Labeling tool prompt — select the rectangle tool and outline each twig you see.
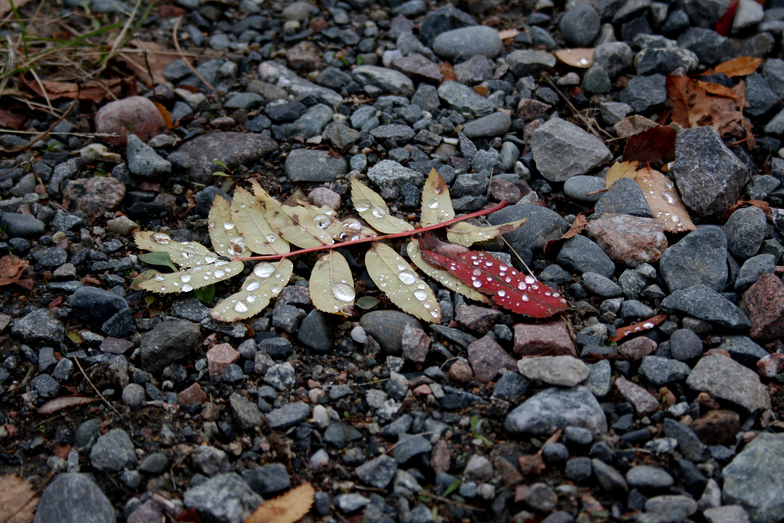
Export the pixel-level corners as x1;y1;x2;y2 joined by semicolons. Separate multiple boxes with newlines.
108;0;142;56
172;16;217;93
0;35;15;96
416;490;484;511
542;75;612;139
236;200;511;262
5;81;81;154
73;355;129;427
29;67;53;113
5;364;35;394
0;129;119;138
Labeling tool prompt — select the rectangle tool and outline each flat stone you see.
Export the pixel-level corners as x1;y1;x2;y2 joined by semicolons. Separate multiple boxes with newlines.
556;235;615;278
33;473;115;523
618;336;658;360
140;319;200;374
467;336;517;383
487;204;569;253
391;53;444;83
517;355;589;387
506;50;556;77
686;354;771;412
662;285;750;330
645;495;698;523
183;473;263;523
168;133;277;184
704;506;751;523
284;148;348;182
659;226;728;292
437;81;495;117
616;377;660;416
267;402;310;429
352;65;414;95
258;61;341;107
513;320;577;356
367;160;425;191
723;433;784;523
61;177;126;219
626;465;674;489
744;273;784;341
12;309;64;345
126;134;171;179
90;429;137;471
531;118;612;182
355;455;398;489
504;386;607;436
639;355;691;385
462;112;511;139
432;26;502;61
595;177;652;218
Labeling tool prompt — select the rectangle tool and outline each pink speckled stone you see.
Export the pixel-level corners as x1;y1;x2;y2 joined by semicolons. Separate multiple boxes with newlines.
206;343;240;377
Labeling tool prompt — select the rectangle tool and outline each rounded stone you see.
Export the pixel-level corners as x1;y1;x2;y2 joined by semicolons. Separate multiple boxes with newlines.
432;26;503;62
95;96;169;146
559;3;601;47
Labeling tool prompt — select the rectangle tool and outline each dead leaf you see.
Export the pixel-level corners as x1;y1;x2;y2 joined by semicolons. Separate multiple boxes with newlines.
0;0;31;17
159;4;187;18
37;396;98;415
22;78;134;104
440;62;457;82
722;199;775;222
634;168;696;233
0;474;38;523
613;115;660;139
0;108;27;130
244;482;314;523
703;56;763;77
544;213;588;253
605;160;640;189
0;255;29;288
518;454;546;475
155;102;174;129
554;48;594;68
473;85;489;96
609;314;667;342
121;39;179;87
498;29;520;40
623;125;677;164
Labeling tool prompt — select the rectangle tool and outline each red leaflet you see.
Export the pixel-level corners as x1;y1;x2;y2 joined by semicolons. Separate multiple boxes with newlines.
608;314;667;342
716;0;739;36
622;125;677;164
418;235;567;318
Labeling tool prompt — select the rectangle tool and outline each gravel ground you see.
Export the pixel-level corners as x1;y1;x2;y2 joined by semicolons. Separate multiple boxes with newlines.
2;1;784;523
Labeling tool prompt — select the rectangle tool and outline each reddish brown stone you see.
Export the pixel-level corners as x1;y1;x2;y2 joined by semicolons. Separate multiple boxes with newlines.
178;382;208;406
495;456;523;487
705;348;731;358
431;439;451;474
206;343;240;377
467;336;517;383
308;17;329;32
391;53;443;84
616;377;660;416
62;177;126;219
413;384;432;396
456;305;503;335
618;336;658;360
401;324;430;370
489;178;522;204
286;41;322;72
613;115;659;139
585;213;668;267
523;119;543;149
100;337;134;355
449;360;474;383
744;273;784;341
95;96;169;146
758;353;784;378
690;409;740;446
517;98;551;121
513;320;577;357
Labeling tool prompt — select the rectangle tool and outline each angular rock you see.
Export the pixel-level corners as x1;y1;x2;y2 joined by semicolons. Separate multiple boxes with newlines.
556;235;615;278
723;433;784;523
506;50;556;77
367;160;424;191
437;81;495;117
258;61;342;107
616;377;660;416
183;473;263;523
61;177;126;219
504;386;607;436
467;336;517;383
662;285;750;330
352;65;414;95
513;320;577;357
659;226;728;292
584;213;668;267
284;149;348;182
531;118;612;182
487;204;569;253
33;473;115;523
168;133;277;184
686;354;771;412
140;319;200;374
744;273;784;341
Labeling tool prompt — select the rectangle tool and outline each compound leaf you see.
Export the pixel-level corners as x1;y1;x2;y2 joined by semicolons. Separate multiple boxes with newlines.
420;169;455;227
446;217;528;247
135;260;244;294
310;250;355;316
365;242;441;323
254;183;333;248
209;195;252;258
635;168;696;233
407;241;488;304
134;230;214;268
232;186;290;255
351;178;414;234
210;259;293;322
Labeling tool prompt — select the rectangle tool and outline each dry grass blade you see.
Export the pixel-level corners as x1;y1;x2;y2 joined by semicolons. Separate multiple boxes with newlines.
244;482;314;523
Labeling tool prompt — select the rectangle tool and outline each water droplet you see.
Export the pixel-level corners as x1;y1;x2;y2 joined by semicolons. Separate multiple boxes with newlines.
354;199;372;212
642;322;654;329
525;275;535;284
215;260;228;267
215;270;225;278
181;274;191;283
522;295;529;301
153;274;165;282
182;251;194;259
505;277;512;283
553;293;560;298
234;302;248;313
544;291;551;296
518;282;527;291
254;263;276;278
160;286;166;291
498;290;506;297
413;289;427;301
246;281;260;292
182;283;193;292
485;260;493;267
472;269;481;276
313;214;332;229
578;57;589;65
672;215;679;222
371;206;386;219
271;286;282;293
472;280;482;288
431;310;439;318
265;234;278;243
333;283;355;302
224;222;236;230
209;221;216;228
427;199;439;209
499;265;508;271
423;302;431;309
343;218;361;231
664;193;674;204
204;254;217;264
152;232;171;244
398;271;416;285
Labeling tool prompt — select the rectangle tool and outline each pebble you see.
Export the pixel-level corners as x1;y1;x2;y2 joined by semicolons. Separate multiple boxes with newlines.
462;112;511;139
717;335;768;368
432;26;503;61
725;206;766;261
467;336;516;383
506;50;556;77
669;329;703;361
90;429;137;471
592;458;628;495
618;74;668;112
722;433;784;523
556;235;615;278
487;203;568;253
284;149;348;183
513;320;577;357
659;226;728;292
437;81;495;117
61;177;126;219
592;42;634;79
661;285;750;330
503;386;608;436
645;495;698;523
559;3;600;46
140;319;200;374
183;474;262;523
639;356;691;385
626;465;674;489
531;118;612;182
12;309;64;345
686;354;771;412
517;356;590;387
595;177;652;218
266;402;310;429
94;96;169;146
352;65;414;96
360;310;422;355
0;213;45;238
616;377;659;416
745;273;784;341
586;213;668;267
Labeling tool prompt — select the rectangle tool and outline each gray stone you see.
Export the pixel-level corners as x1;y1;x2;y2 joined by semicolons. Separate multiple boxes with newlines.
593;42;634;79
33;473;115;523
266;402;310;429
703;506;751;523
356;455;398;489
585;360;612;398
673;127;748;217
659;226;728;292
581;66;612;94
367;160;424;191
678;27;725;65
506;50;556;77
635;47;699;75
639;356;691;385
224;92;263;110
645;495;698;523
90;429;137;471
663;418;710;461
70;286;129;324
736;254;776;292
725;206;766;261
592;459;628;494
669;329;703;360
140;319;200;374
582;272;622;298
12;309;64;345
517;356;590;387
0;212;45;238
30;374;60;399
487;204;568;253
504;386;607;436
745;72;779;116
432;26;503;61
627;465;674;489
287;104;334;138
732;0;764;32
284;149;348;183
245;463;290;495
662;285;750;330
334;493;370;513
531;118;612;182
560;3;600;47
229;393;263;430
462;112;511;139
556;235;615;278
258;61;341;107
680;0;731;27
139;452;169;474
595;176;653;217
370;124;415;143
723;433;784;523
718;335;769;369
352;65;414;95
437;81;495;117
686;354;771;412
618;74;668;112
393;433;433;463
183;473;263;523
564;175;606;204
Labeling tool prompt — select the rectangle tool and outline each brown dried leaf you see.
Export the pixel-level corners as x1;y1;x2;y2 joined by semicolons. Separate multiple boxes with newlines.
474;85;489;96
0;108;27;130
37;396;98;415
440;62;457;82
155;102;174;129
543;213;588;253
0;474;38;523
605;160;640;189
622;125;677;164
123;40;179;87
22;78;132;104
722;199;775;222
518;454;546;475
634;168;696;233
554;48;594;68
703;56;764;77
0;255;29;287
244;482;314;523
498;29;520;40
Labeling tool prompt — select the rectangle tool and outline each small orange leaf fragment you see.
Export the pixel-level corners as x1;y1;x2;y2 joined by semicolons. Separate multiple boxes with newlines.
554;48;594;68
244;482;314;523
155;102;174;129
609;314;667;342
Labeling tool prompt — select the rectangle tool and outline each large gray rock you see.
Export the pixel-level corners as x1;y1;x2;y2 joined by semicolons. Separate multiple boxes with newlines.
12;309;64;345
662;285;750;330
432;26;503;61
687;354;770;412
487;204;569;253
33;473;116;523
504;386;607;436
90;429;137;471
140;319;200;373
506;50;556;77
531;118;612;182
284;149;348;182
183;473;263;523
723;433;784;523
659;226;729;292
367;160;425;190
437;81;495;117
680;0;732;27
352;65;414;95
672;127;748;217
